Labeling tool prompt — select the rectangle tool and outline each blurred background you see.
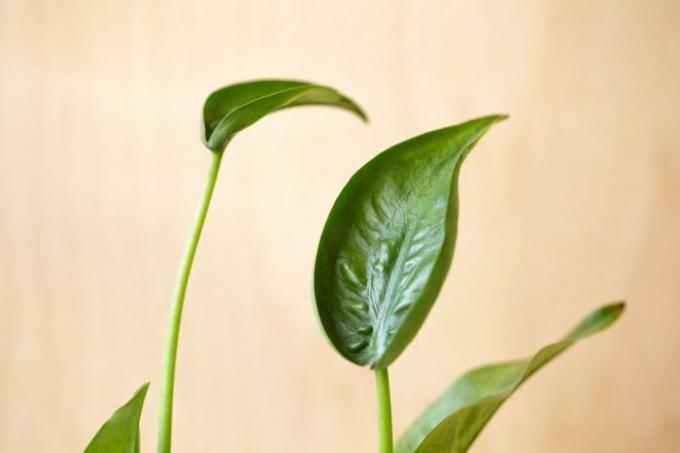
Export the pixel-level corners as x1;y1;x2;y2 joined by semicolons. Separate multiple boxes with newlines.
1;0;679;451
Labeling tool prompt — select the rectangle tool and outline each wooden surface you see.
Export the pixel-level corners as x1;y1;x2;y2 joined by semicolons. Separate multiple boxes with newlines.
1;0;679;451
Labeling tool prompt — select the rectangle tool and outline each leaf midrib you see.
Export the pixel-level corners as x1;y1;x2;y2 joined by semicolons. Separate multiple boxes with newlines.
207;84;318;139
372;224;417;361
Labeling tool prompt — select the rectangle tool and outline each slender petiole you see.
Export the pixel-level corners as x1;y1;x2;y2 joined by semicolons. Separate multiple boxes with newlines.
157;150;224;453
375;368;394;453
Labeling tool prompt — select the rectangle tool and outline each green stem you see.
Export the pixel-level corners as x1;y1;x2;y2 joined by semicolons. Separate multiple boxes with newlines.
375;368;394;453
157;151;224;453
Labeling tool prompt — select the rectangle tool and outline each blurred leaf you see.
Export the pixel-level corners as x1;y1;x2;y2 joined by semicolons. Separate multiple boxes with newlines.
84;383;149;453
396;302;625;453
314;116;507;368
201;79;367;152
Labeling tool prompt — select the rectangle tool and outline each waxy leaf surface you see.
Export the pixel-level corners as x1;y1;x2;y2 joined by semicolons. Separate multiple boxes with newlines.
314;116;506;368
396;302;625;453
201;79;367;152
85;383;149;453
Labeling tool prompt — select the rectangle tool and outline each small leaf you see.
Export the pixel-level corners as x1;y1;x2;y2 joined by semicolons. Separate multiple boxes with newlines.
85;383;150;453
396;302;625;453
314;116;507;368
201;79;367;152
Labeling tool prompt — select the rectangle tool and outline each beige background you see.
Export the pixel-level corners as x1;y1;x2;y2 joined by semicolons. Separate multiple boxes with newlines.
1;0;679;451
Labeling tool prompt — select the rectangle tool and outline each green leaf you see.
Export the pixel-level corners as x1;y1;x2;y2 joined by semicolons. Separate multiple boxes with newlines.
396;302;625;453
313;115;507;368
85;383;150;453
201;79;367;152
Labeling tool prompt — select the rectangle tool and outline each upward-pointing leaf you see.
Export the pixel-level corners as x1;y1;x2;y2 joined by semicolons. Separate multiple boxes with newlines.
314;116;507;369
84;383;149;453
396;303;625;453
201;79;367;152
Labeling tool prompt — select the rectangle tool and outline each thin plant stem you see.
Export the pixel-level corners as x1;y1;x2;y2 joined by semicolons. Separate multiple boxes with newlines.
375;368;394;453
157;151;224;453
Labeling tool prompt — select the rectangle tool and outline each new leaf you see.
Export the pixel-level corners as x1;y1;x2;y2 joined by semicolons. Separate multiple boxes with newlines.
85;383;150;453
201;80;367;152
314;116;507;369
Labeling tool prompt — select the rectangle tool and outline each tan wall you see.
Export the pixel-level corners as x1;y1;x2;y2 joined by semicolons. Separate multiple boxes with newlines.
1;0;679;451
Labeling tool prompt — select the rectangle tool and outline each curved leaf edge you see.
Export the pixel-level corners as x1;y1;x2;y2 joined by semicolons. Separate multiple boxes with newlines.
201;79;367;152
313;115;508;369
396;302;625;453
373;115;508;370
84;382;150;453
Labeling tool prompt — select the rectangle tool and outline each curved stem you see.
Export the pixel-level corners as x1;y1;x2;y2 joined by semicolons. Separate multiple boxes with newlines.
157;151;224;453
375;368;394;453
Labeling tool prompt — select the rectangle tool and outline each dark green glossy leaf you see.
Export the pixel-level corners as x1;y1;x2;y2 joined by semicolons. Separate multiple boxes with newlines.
85;383;149;453
201;79;367;152
314;116;507;368
396;302;625;453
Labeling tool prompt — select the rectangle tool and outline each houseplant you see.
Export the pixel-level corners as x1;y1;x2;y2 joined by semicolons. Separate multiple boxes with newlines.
313;115;624;452
83;83;623;453
84;79;366;453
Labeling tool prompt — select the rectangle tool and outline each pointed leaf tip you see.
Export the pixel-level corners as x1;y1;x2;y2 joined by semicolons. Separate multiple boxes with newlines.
314;115;507;368
84;383;150;453
201;79;366;152
565;300;625;341
396;303;624;453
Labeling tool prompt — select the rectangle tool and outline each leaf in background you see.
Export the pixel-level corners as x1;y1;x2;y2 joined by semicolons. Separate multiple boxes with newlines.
314;115;507;369
201;79;367;152
85;383;149;453
396;302;625;453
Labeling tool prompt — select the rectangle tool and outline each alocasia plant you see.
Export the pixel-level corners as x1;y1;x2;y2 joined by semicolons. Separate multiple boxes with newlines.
84;79;366;453
313;115;624;452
